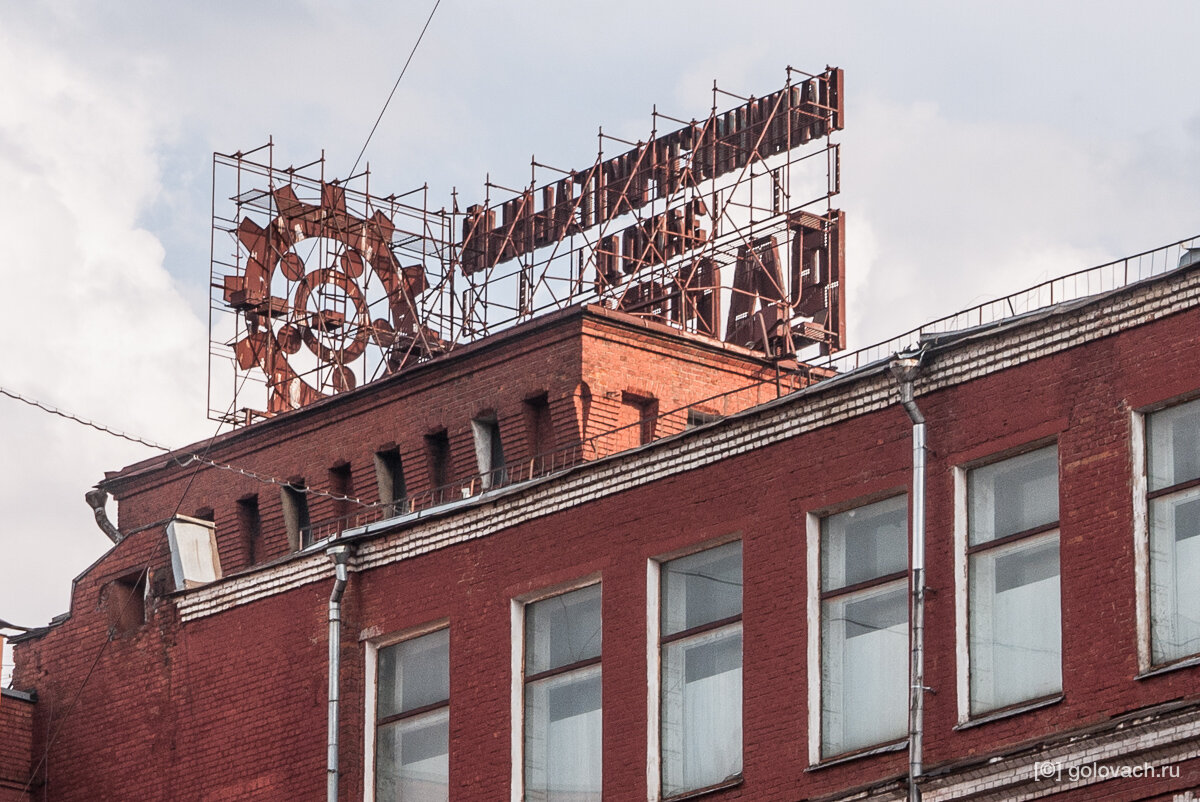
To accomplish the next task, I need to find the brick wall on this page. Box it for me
[11,278,1200,799]
[0,690,33,801]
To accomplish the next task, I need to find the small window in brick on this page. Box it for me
[329,462,355,523]
[471,414,506,489]
[374,448,408,516]
[686,408,721,429]
[103,571,146,634]
[236,495,262,565]
[282,481,312,551]
[426,430,451,491]
[524,394,556,461]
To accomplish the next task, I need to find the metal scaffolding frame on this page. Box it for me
[209,67,846,424]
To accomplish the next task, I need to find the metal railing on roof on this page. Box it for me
[814,235,1200,374]
[302,372,806,541]
[302,234,1199,542]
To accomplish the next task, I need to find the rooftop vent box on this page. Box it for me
[166,515,223,591]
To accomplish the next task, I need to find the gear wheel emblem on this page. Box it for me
[222,182,436,414]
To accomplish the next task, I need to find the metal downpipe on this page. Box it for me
[890,356,926,802]
[327,545,351,802]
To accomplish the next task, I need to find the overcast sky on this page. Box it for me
[2,1,1199,680]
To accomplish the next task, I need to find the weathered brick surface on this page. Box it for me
[0,692,33,801]
[10,279,1200,799]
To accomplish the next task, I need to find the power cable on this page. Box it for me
[0,385,380,510]
[348,0,441,177]
[18,373,247,794]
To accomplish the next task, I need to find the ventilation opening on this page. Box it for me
[329,462,355,524]
[236,495,262,565]
[524,393,556,462]
[282,482,312,550]
[472,414,507,489]
[374,448,408,516]
[426,430,452,492]
[621,391,659,445]
[103,571,147,635]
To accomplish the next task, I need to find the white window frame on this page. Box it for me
[955,444,1062,724]
[807,496,909,762]
[511,576,602,802]
[364,619,450,802]
[649,539,744,799]
[1133,397,1200,673]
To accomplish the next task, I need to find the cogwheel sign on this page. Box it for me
[223,182,431,414]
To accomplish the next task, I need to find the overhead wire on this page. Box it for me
[348,0,441,177]
[0,385,381,510]
[18,372,247,794]
[15,4,446,788]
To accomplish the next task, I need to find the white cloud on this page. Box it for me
[843,94,1197,347]
[0,24,209,640]
[3,0,1200,683]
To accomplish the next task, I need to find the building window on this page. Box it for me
[523,584,602,801]
[471,414,506,489]
[819,496,907,756]
[374,448,408,517]
[966,445,1061,715]
[281,481,312,550]
[375,628,450,801]
[1146,398,1200,665]
[659,542,742,796]
[685,408,721,429]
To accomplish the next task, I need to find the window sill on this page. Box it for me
[954,693,1063,730]
[663,775,742,800]
[806,738,907,771]
[1136,654,1200,680]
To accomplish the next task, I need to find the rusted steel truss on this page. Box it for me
[209,67,846,423]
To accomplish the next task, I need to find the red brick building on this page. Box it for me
[5,239,1200,801]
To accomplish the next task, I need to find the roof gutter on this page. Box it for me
[890,353,927,802]
[326,544,352,802]
[85,488,123,543]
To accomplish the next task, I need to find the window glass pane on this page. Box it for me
[375,708,449,802]
[525,585,602,675]
[524,664,602,801]
[1150,487,1200,663]
[821,495,907,590]
[661,624,742,795]
[378,628,450,719]
[968,446,1058,545]
[820,581,907,755]
[969,532,1061,713]
[662,542,742,636]
[1149,398,1200,491]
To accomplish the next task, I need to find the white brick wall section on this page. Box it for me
[176,269,1200,623]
